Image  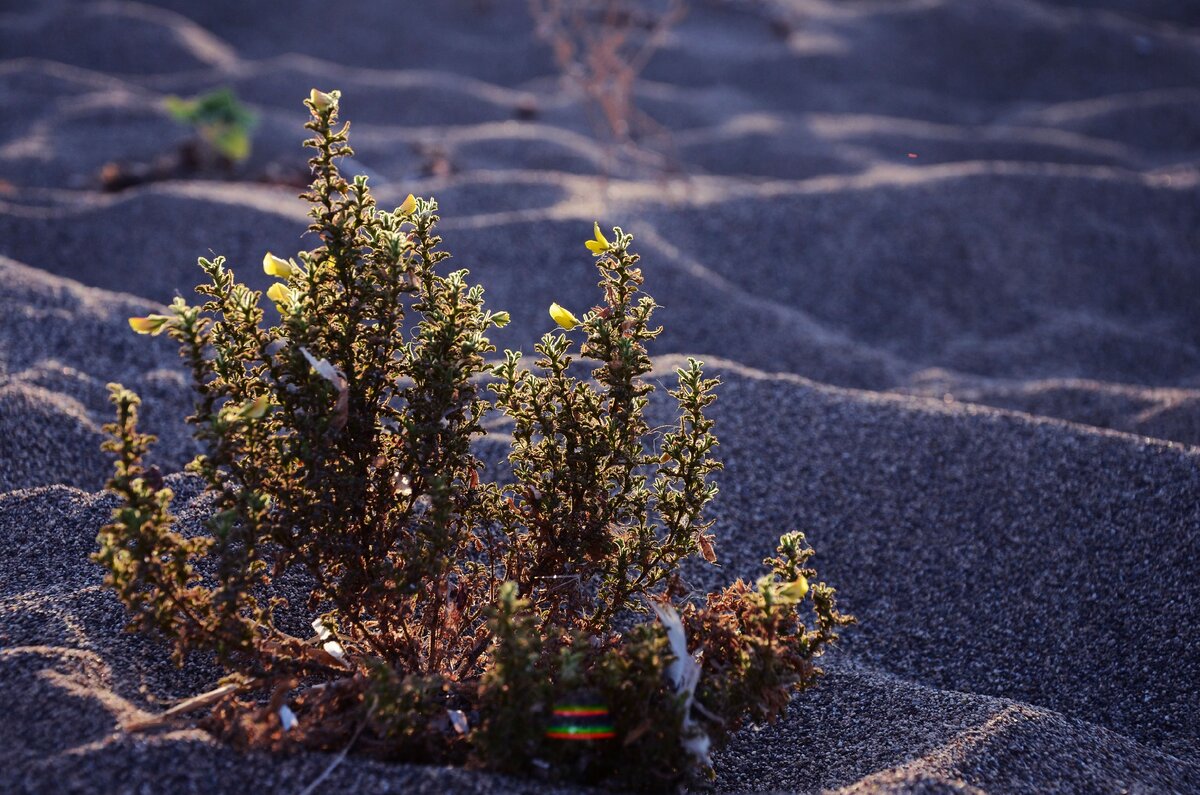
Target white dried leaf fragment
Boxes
[300,347,350,431]
[322,640,346,663]
[396,474,413,497]
[447,709,469,735]
[300,347,343,384]
[651,599,711,767]
[311,617,333,641]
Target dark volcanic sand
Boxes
[2,1,1199,793]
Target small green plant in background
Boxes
[99,89,851,789]
[164,88,257,163]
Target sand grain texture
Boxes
[2,0,1198,793]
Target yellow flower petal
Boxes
[236,394,271,420]
[309,88,337,111]
[398,194,417,216]
[549,302,580,330]
[262,252,297,278]
[266,283,294,306]
[585,221,610,254]
[491,311,511,328]
[128,314,171,335]
[777,576,809,604]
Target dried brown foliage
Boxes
[529,0,686,168]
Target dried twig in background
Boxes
[529,0,686,168]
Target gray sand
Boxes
[2,0,1199,792]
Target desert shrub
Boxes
[98,89,851,789]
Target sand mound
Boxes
[0,256,195,491]
[4,361,1200,792]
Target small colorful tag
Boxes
[544,703,614,741]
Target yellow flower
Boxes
[128,314,172,335]
[549,302,580,330]
[309,88,337,111]
[262,252,298,278]
[398,194,417,216]
[491,311,511,328]
[234,394,271,421]
[224,393,273,422]
[777,576,809,604]
[266,283,294,314]
[585,221,610,255]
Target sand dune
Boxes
[2,0,1198,792]
[4,354,1200,792]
